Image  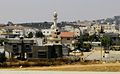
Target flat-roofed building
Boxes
[4,38,35,59]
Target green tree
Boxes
[100,35,111,47]
[0,52,7,63]
[83,33,89,41]
[28,32,33,38]
[83,43,91,52]
[35,31,44,38]
[78,35,84,48]
[0,38,9,45]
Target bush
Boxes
[0,52,7,63]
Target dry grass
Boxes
[1,63,120,72]
[24,63,120,72]
[1,59,120,71]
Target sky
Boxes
[0,0,120,24]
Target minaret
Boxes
[53,11,58,29]
[46,11,61,45]
[51,11,59,31]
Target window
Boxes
[67,44,70,47]
[25,45,31,52]
[28,53,32,58]
[55,41,59,43]
[38,52,47,58]
[13,45,18,52]
[55,36,58,38]
[56,29,58,31]
[67,38,70,40]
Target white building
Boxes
[41,29,52,36]
[46,11,61,45]
[103,24,118,33]
[88,24,119,35]
[79,26,88,34]
[61,26,74,32]
[24,28,38,37]
[12,29,23,36]
[61,25,81,37]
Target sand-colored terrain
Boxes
[2,63,120,72]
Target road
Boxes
[0,71,119,74]
[82,50,120,61]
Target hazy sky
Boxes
[0,0,120,23]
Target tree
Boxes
[0,52,7,63]
[91,33,100,42]
[7,21,14,26]
[35,31,44,38]
[83,43,92,52]
[83,33,89,41]
[78,35,84,48]
[100,35,111,48]
[0,38,9,46]
[27,32,33,38]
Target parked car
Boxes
[72,48,81,53]
[80,48,86,51]
[105,50,109,54]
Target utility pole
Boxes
[100,33,104,62]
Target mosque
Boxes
[46,11,61,45]
[4,12,63,60]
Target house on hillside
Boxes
[60,32,75,50]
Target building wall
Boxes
[30,45,62,59]
[74,28,81,37]
[88,24,119,35]
[41,29,52,36]
[12,29,23,35]
[4,39,35,59]
[24,28,38,37]
[31,46,48,58]
[61,37,74,49]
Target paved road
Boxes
[0,71,119,74]
[83,50,120,61]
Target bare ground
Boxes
[2,63,120,72]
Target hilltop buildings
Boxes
[4,12,63,60]
[0,11,120,61]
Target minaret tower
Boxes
[46,11,61,45]
[53,11,58,29]
[51,11,59,31]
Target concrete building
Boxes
[46,12,61,45]
[0,25,25,38]
[4,12,63,60]
[60,32,74,50]
[61,26,74,32]
[61,25,81,37]
[102,24,118,33]
[24,28,38,37]
[88,24,119,35]
[41,29,52,36]
[4,38,35,59]
[30,12,63,59]
[12,29,23,37]
[79,25,88,35]
[31,45,62,59]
